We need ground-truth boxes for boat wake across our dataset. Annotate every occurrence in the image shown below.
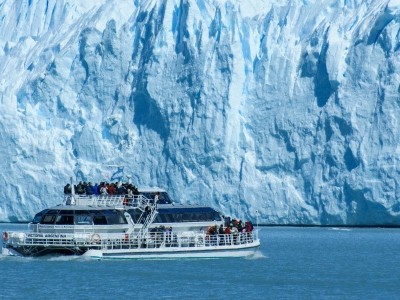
[245,250,266,260]
[0,252,94,262]
[0,253,35,262]
[329,227,352,232]
[45,255,93,262]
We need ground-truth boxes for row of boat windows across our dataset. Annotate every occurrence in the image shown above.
[127,209,222,224]
[32,208,223,225]
[32,209,128,225]
[155,213,222,223]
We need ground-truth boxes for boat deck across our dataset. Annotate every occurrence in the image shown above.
[3,230,259,257]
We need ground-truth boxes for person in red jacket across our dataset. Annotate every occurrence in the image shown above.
[224,226,231,244]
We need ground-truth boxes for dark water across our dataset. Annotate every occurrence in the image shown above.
[1,224,399,299]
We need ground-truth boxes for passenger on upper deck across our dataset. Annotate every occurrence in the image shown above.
[237,220,243,232]
[224,225,231,234]
[64,184,71,194]
[93,183,99,195]
[117,184,126,195]
[85,182,94,195]
[218,224,224,235]
[107,183,116,195]
[63,180,143,198]
[76,181,85,195]
[126,189,134,198]
[100,184,108,195]
[245,221,254,232]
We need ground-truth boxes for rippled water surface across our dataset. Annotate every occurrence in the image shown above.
[1,224,400,299]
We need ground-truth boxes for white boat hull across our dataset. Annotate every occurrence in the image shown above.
[83,240,260,260]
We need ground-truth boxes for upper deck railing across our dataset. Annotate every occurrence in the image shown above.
[64,194,152,209]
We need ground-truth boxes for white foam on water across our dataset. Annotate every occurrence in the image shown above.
[245,250,266,260]
[329,227,352,232]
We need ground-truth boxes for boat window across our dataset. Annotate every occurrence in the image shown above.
[158,192,172,204]
[155,214,169,223]
[174,213,183,222]
[93,212,108,225]
[127,209,143,223]
[154,207,222,223]
[32,209,48,224]
[155,213,174,223]
[41,214,56,224]
[55,214,74,225]
[181,213,195,222]
[75,211,93,225]
[103,210,127,225]
[93,215,107,225]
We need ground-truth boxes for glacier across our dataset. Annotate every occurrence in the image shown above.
[1,0,400,225]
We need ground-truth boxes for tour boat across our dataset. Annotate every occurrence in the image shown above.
[2,185,260,259]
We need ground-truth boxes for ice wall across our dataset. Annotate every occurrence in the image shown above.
[1,0,400,225]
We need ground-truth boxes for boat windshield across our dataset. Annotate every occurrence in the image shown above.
[133,207,223,223]
[36,209,128,225]
[32,209,49,224]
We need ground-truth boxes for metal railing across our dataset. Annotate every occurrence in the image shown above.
[134,204,158,242]
[63,194,152,208]
[3,230,258,250]
[96,231,258,250]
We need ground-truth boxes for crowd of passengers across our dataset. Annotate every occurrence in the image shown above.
[208,218,254,236]
[150,221,254,247]
[150,219,254,238]
[149,225,175,246]
[151,225,173,233]
[206,219,255,245]
[64,181,139,196]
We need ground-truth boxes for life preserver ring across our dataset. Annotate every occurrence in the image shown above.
[91,234,101,244]
[2,232,8,241]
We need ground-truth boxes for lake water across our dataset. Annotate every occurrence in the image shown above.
[1,223,399,299]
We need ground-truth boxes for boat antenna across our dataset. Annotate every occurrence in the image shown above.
[70,176,76,205]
